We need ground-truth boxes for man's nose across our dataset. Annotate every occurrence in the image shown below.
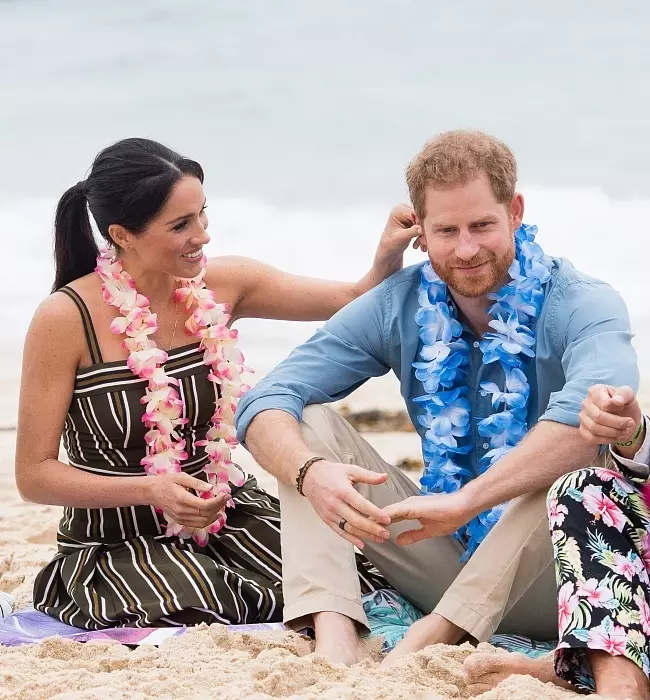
[454,230,480,261]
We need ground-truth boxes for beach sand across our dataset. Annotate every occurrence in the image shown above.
[0,430,589,699]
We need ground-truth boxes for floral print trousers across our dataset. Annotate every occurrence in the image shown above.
[548,464,650,692]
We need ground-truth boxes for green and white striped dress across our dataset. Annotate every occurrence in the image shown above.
[34,287,386,629]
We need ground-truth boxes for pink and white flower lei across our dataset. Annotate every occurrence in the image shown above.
[95,251,251,546]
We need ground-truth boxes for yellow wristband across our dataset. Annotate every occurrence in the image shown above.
[614,421,644,448]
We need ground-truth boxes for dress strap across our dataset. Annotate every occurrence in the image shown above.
[58,287,104,365]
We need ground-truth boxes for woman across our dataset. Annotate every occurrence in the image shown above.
[16,138,419,629]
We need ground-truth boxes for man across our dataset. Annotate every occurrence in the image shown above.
[234,130,639,672]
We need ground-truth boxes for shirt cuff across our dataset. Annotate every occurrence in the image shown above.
[235,394,304,445]
[609,415,650,474]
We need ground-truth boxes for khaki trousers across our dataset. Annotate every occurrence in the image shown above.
[280,405,558,641]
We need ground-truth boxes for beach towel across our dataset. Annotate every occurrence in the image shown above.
[0,589,556,660]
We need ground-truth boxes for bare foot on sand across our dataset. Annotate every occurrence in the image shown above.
[463,652,572,695]
[381,614,465,667]
[312,612,367,666]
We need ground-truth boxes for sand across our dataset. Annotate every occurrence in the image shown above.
[0,432,589,700]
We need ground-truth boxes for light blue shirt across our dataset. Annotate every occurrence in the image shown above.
[235,257,639,479]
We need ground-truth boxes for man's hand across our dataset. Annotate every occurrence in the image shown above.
[301,460,392,549]
[382,492,473,545]
[579,384,643,445]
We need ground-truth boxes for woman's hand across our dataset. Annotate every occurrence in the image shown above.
[374,203,425,264]
[145,473,230,528]
[382,492,473,545]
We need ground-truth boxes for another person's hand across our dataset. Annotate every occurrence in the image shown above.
[376,204,426,261]
[301,460,392,549]
[382,492,472,545]
[579,384,643,446]
[145,473,229,528]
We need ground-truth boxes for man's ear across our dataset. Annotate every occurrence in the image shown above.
[510,193,524,230]
[413,216,428,253]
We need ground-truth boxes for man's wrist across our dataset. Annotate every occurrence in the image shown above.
[295,455,327,495]
[451,486,481,525]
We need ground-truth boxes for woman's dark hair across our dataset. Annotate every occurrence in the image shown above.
[52,138,204,291]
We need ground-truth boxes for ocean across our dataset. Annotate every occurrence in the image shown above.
[1,0,649,425]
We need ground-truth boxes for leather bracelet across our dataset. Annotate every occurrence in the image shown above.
[296,456,326,496]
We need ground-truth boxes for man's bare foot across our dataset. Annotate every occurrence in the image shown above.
[381,613,465,667]
[463,652,573,695]
[590,650,650,700]
[312,611,367,666]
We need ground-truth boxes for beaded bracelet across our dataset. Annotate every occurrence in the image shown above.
[296,456,326,496]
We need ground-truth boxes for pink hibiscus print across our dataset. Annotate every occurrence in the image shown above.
[576,579,612,607]
[558,581,580,635]
[582,484,627,532]
[639,532,650,571]
[611,551,645,582]
[548,497,569,528]
[592,468,618,482]
[587,618,627,656]
[634,592,650,636]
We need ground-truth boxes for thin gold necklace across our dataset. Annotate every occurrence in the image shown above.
[166,311,179,351]
[155,298,180,351]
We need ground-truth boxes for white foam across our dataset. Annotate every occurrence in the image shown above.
[1,187,649,425]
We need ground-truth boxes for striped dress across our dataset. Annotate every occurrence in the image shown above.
[34,287,386,629]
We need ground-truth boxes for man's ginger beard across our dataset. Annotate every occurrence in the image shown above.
[430,238,516,298]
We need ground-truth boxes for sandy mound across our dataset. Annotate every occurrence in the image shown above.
[0,433,587,699]
[0,628,583,700]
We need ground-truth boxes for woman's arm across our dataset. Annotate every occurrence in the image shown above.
[15,294,220,525]
[15,293,152,507]
[214,204,421,322]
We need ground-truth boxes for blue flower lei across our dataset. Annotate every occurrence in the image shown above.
[413,224,552,560]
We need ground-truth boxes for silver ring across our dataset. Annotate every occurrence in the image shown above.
[338,518,347,531]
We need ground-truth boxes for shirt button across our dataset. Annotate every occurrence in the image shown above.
[480,390,487,397]
[473,341,480,348]
[482,442,490,449]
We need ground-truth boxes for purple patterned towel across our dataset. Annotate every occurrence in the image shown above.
[0,593,555,661]
[0,608,290,647]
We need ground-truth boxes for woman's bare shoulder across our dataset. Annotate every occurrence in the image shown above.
[28,275,99,348]
[203,255,263,306]
[205,255,261,278]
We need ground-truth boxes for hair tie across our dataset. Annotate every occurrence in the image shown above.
[75,180,88,198]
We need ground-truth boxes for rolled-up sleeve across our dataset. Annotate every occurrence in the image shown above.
[235,285,392,443]
[540,280,639,427]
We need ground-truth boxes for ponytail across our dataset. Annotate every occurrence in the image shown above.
[52,181,99,291]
